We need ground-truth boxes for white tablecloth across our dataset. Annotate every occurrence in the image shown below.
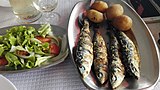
[0,0,160,90]
[0,0,87,90]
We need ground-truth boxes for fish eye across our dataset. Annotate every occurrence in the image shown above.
[98,72,103,78]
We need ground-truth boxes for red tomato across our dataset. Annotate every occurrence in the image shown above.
[50,43,60,55]
[0,57,8,66]
[36,36,51,43]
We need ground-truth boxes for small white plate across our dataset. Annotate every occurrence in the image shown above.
[0,0,11,7]
[0,75,17,90]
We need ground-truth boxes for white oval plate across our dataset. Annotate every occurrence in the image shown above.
[68,0,160,89]
[0,75,17,90]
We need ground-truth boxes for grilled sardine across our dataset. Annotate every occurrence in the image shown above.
[76,20,93,78]
[93,30,108,84]
[109,32,125,89]
[115,30,140,79]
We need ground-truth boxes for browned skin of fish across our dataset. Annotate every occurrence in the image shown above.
[76,20,93,78]
[116,31,140,79]
[93,30,108,84]
[109,32,125,89]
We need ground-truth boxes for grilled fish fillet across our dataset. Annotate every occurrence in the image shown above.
[93,30,108,84]
[115,31,140,79]
[109,32,125,89]
[76,20,93,78]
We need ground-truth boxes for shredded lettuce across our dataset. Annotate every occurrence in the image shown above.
[0,44,4,56]
[9,46,26,52]
[35,56,52,67]
[0,24,61,70]
[26,60,35,69]
[5,52,23,70]
[8,34,16,46]
[34,45,46,55]
[38,24,51,37]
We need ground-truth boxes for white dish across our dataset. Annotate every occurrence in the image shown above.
[0,75,17,90]
[68,0,160,89]
[0,24,68,73]
[0,0,10,7]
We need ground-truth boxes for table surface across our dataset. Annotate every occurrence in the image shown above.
[0,0,160,90]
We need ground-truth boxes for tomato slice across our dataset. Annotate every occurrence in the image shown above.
[50,43,60,55]
[36,36,51,43]
[0,57,8,66]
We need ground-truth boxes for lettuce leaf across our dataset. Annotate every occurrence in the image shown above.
[38,24,51,37]
[35,56,52,67]
[26,60,35,69]
[8,34,16,46]
[0,44,4,56]
[9,46,26,52]
[5,52,23,70]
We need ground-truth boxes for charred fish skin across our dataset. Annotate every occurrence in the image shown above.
[93,30,108,84]
[76,20,93,78]
[109,32,125,89]
[115,30,140,79]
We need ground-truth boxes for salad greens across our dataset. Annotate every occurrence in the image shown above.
[0,24,61,70]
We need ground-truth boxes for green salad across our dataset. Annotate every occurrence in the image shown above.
[0,24,61,70]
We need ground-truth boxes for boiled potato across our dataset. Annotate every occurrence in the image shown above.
[87,9,104,23]
[112,15,132,31]
[106,4,124,20]
[91,1,108,13]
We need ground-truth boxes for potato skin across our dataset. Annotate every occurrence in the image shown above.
[112,15,132,31]
[87,9,104,23]
[91,1,108,13]
[106,4,124,20]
